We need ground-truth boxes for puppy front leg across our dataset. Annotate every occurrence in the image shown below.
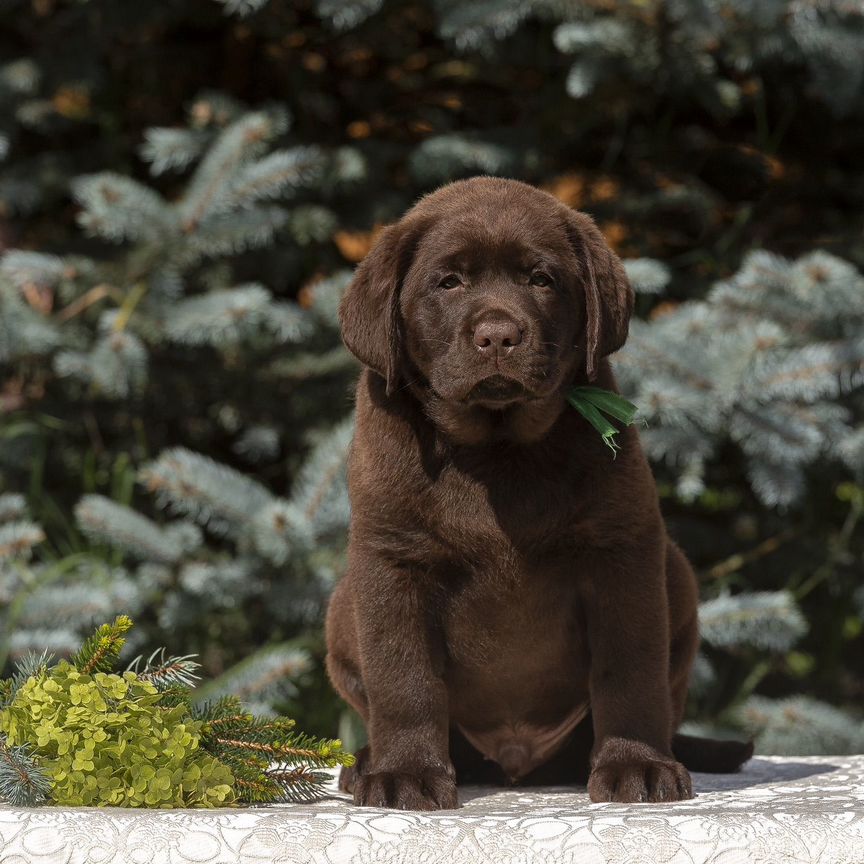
[351,547,457,810]
[582,543,693,803]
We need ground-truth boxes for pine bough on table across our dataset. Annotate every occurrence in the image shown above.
[0,616,353,808]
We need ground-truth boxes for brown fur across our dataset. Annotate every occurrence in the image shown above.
[326,177,752,810]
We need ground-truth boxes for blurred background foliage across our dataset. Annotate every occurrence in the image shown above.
[0,0,862,754]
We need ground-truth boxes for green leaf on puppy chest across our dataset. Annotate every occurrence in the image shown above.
[567,386,639,455]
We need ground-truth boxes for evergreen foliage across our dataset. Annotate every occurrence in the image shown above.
[0,0,861,760]
[738,696,864,756]
[699,591,808,653]
[0,618,352,807]
[617,251,864,507]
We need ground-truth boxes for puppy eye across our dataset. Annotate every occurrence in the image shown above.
[530,271,554,288]
[439,274,462,290]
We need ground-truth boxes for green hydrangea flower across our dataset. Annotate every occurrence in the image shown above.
[0,662,235,807]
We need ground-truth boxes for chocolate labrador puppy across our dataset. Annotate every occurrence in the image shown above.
[325,176,752,810]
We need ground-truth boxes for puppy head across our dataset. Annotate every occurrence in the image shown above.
[339,177,633,444]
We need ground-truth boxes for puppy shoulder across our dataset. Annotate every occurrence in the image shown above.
[577,424,664,545]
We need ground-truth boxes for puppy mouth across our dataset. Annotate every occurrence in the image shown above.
[464,375,532,405]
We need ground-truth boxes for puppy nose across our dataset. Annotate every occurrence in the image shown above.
[473,318,522,354]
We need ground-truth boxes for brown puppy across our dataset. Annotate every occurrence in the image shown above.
[325,177,752,810]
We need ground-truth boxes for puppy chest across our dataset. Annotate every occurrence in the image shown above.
[429,469,581,557]
[440,571,585,673]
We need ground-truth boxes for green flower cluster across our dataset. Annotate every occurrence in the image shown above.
[0,617,353,807]
[0,662,235,807]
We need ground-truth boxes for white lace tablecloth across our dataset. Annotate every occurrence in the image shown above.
[1,755,863,863]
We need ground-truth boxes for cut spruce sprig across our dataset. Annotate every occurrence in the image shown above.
[0,616,353,807]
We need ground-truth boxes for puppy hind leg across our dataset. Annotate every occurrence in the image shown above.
[324,577,376,788]
[665,541,699,729]
[669,611,699,728]
[665,542,754,773]
[324,652,372,789]
[325,652,369,718]
[324,578,369,719]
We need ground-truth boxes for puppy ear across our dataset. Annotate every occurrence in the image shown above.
[339,219,422,395]
[565,210,635,380]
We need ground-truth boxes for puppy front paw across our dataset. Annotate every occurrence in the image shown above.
[353,767,458,810]
[588,757,692,803]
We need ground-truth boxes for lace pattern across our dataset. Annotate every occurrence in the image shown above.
[1,755,863,863]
